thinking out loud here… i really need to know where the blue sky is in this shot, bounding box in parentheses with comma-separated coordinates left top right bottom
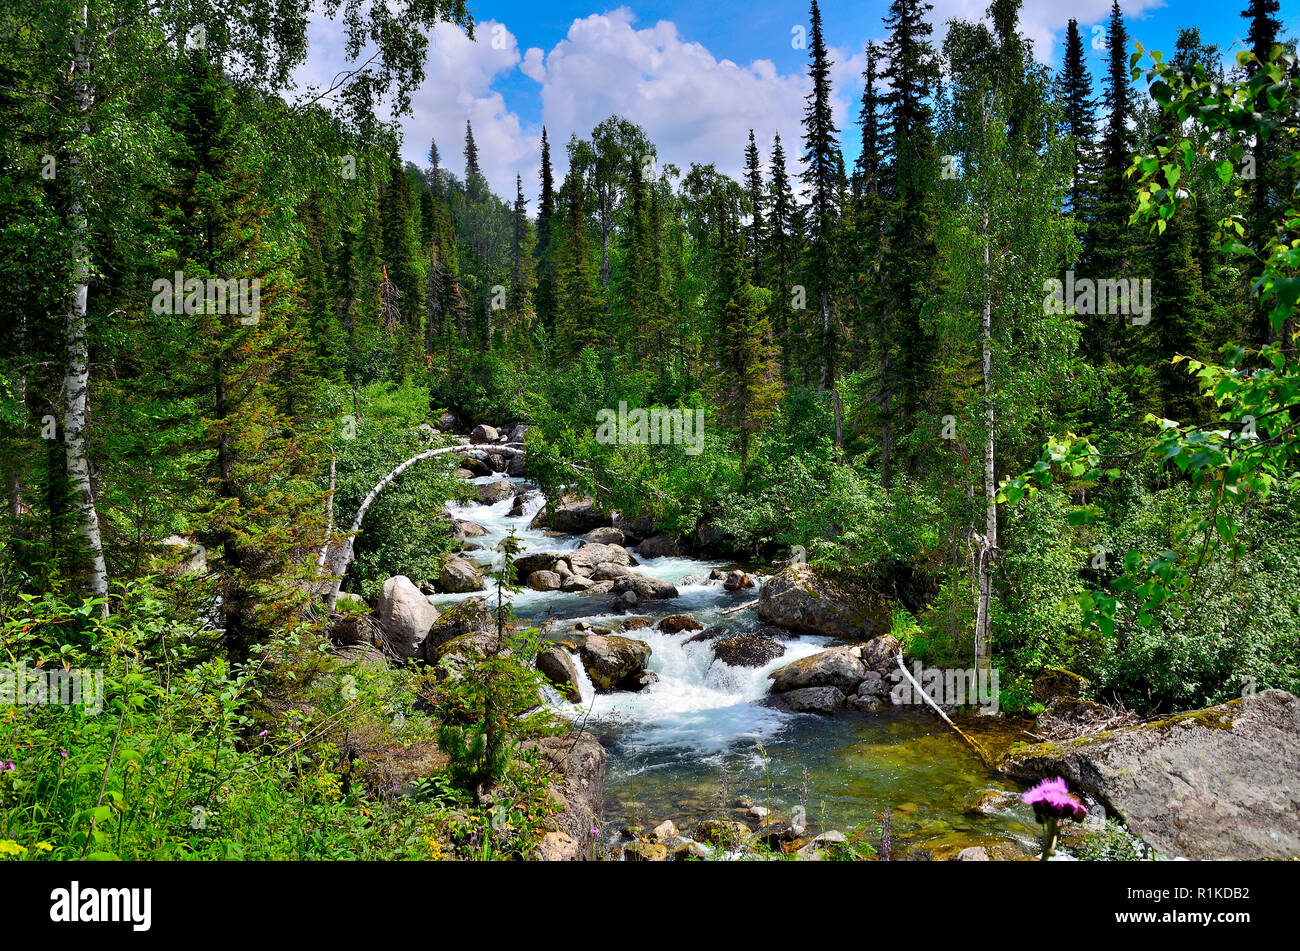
(297, 1, 1300, 203)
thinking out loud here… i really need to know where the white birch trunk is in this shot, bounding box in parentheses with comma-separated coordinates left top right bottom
(63, 3, 109, 610)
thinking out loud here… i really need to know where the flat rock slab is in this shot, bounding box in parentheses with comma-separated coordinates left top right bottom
(999, 689, 1300, 860)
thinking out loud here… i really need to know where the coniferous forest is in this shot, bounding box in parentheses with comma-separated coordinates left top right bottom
(1, 0, 1299, 882)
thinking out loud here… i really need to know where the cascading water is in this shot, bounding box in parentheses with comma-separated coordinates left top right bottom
(432, 477, 1042, 857)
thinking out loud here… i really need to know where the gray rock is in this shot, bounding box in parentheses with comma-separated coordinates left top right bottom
(757, 564, 885, 639)
(421, 598, 493, 656)
(611, 574, 679, 601)
(591, 563, 633, 581)
(514, 550, 568, 576)
(437, 556, 483, 593)
(523, 732, 606, 860)
(580, 634, 652, 691)
(584, 526, 626, 545)
(470, 424, 499, 444)
(783, 686, 846, 714)
(537, 647, 583, 703)
(561, 574, 595, 592)
(552, 497, 610, 534)
(859, 634, 903, 675)
(450, 518, 489, 541)
(768, 646, 869, 694)
(476, 480, 516, 504)
(376, 575, 439, 660)
(999, 689, 1300, 860)
(566, 542, 634, 574)
(636, 535, 681, 558)
(955, 846, 990, 861)
(527, 570, 564, 592)
(506, 453, 527, 477)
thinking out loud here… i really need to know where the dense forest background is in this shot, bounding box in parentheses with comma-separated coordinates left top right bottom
(1, 0, 1298, 858)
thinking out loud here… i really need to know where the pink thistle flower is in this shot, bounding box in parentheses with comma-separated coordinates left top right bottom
(1023, 776, 1089, 823)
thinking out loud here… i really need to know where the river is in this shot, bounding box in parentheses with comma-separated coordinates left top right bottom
(430, 473, 1043, 858)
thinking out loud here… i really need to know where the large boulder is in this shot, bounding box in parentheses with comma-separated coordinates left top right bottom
(1000, 689, 1300, 860)
(421, 598, 494, 658)
(514, 550, 567, 577)
(507, 424, 529, 443)
(476, 480, 517, 504)
(713, 635, 785, 668)
(525, 732, 606, 861)
(566, 542, 633, 575)
(437, 556, 483, 593)
(552, 497, 610, 534)
(506, 453, 527, 478)
(537, 647, 584, 703)
(635, 535, 681, 559)
(579, 634, 652, 691)
(611, 574, 679, 601)
(768, 645, 869, 694)
(470, 423, 499, 444)
(376, 575, 439, 660)
(757, 564, 884, 639)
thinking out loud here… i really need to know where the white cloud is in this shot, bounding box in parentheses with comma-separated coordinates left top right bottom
(294, 1, 1174, 204)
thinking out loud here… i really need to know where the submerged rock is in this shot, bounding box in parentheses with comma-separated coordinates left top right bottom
(782, 685, 846, 714)
(999, 689, 1300, 860)
(712, 635, 785, 668)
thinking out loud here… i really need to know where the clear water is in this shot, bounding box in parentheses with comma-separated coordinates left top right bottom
(435, 479, 1042, 857)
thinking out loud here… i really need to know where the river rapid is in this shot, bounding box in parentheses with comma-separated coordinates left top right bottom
(430, 474, 1042, 858)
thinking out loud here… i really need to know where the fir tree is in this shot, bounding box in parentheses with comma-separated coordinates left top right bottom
(800, 0, 843, 389)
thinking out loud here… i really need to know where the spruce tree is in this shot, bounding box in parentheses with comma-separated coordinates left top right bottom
(800, 0, 843, 390)
(535, 127, 558, 331)
(1056, 19, 1097, 222)
(879, 0, 941, 484)
(743, 130, 766, 283)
